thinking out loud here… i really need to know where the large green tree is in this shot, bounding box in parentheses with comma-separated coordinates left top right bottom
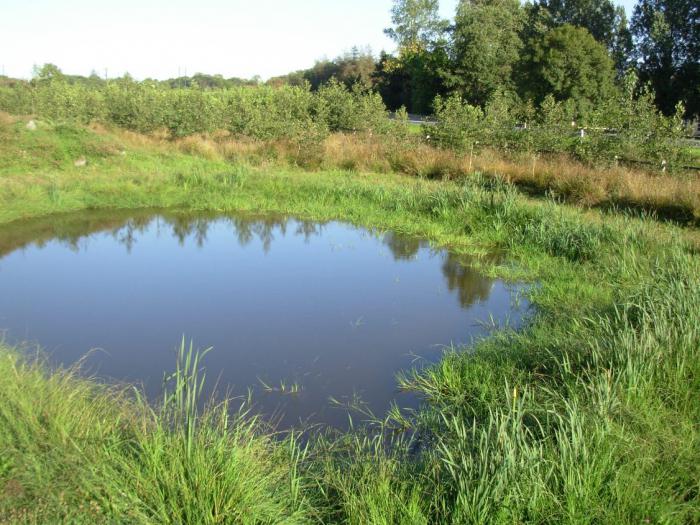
(374, 48, 449, 113)
(520, 24, 617, 113)
(382, 0, 450, 113)
(31, 63, 64, 83)
(447, 0, 525, 107)
(536, 0, 632, 74)
(631, 0, 699, 117)
(384, 0, 448, 48)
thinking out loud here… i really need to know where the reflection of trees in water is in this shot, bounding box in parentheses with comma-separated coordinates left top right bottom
(441, 253, 493, 308)
(227, 216, 323, 253)
(116, 213, 325, 253)
(169, 216, 211, 248)
(228, 216, 285, 253)
(295, 221, 324, 243)
(0, 209, 327, 259)
(382, 232, 424, 261)
(0, 209, 155, 258)
(1, 211, 493, 309)
(382, 231, 494, 309)
(114, 216, 153, 253)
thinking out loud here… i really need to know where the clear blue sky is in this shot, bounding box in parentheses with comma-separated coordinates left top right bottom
(0, 0, 637, 81)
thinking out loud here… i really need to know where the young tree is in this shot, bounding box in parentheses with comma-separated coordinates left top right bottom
(520, 24, 616, 114)
(447, 0, 525, 107)
(632, 0, 699, 117)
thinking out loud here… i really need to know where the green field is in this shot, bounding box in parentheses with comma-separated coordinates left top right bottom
(685, 144, 700, 159)
(1, 118, 699, 523)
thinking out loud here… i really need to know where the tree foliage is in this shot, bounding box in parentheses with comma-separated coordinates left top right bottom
(631, 0, 699, 117)
(447, 0, 525, 107)
(384, 0, 448, 49)
(519, 25, 617, 113)
(520, 0, 631, 75)
(268, 47, 376, 91)
(4, 0, 698, 135)
(257, 0, 697, 119)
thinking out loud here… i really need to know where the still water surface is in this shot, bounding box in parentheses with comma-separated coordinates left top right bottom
(0, 210, 526, 428)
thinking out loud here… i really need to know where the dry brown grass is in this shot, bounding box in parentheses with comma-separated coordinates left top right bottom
(0, 111, 16, 126)
(175, 135, 221, 160)
(323, 134, 393, 173)
(319, 135, 700, 223)
(470, 150, 700, 221)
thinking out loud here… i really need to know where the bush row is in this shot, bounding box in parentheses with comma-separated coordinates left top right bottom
(0, 74, 690, 168)
(429, 76, 691, 168)
(0, 78, 394, 141)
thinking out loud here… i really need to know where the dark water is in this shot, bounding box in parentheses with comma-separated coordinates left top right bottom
(0, 210, 527, 428)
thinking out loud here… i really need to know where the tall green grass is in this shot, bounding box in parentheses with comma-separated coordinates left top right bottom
(0, 341, 310, 524)
(386, 248, 700, 523)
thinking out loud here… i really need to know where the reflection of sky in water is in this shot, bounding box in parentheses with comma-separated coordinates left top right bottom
(0, 210, 528, 429)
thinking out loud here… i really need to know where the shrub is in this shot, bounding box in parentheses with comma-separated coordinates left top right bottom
(314, 80, 389, 134)
(431, 94, 484, 152)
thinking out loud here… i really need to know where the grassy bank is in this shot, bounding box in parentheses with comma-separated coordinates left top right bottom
(1, 116, 699, 523)
(2, 111, 700, 226)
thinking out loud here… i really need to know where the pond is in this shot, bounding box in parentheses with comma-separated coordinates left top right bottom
(0, 210, 527, 429)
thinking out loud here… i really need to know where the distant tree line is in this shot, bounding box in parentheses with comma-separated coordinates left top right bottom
(0, 64, 260, 91)
(270, 0, 698, 119)
(267, 46, 377, 91)
(2, 0, 694, 121)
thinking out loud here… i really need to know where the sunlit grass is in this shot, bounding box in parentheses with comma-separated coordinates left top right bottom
(2, 112, 698, 224)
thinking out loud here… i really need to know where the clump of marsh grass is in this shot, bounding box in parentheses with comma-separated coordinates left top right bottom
(258, 377, 304, 395)
(380, 247, 699, 524)
(0, 339, 312, 523)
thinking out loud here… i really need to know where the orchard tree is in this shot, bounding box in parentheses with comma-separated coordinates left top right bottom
(447, 0, 525, 107)
(632, 0, 699, 117)
(520, 24, 616, 114)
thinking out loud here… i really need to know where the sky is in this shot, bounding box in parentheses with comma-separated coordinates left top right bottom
(0, 0, 637, 81)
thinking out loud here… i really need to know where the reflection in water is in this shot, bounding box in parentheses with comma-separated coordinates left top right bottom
(0, 210, 527, 428)
(0, 210, 324, 258)
(382, 231, 493, 308)
(441, 254, 493, 308)
(1, 212, 494, 310)
(383, 232, 423, 261)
